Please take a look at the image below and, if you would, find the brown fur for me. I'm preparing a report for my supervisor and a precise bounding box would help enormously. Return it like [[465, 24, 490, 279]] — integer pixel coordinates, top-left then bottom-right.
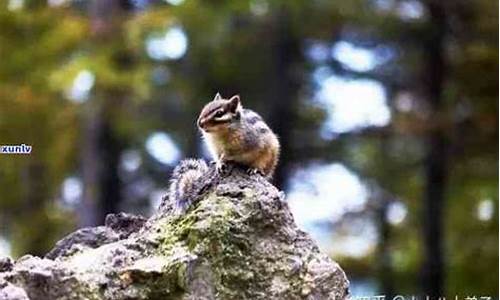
[[198, 94, 280, 178]]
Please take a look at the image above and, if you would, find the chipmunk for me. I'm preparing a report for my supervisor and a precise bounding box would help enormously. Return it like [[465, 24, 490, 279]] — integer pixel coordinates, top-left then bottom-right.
[[197, 93, 280, 178], [167, 93, 280, 213]]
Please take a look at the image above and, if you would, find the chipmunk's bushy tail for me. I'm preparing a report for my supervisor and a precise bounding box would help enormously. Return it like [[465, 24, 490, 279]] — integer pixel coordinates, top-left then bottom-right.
[[169, 159, 209, 213]]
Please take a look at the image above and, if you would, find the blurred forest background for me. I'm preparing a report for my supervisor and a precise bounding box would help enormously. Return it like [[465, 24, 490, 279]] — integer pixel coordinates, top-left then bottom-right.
[[0, 0, 498, 297]]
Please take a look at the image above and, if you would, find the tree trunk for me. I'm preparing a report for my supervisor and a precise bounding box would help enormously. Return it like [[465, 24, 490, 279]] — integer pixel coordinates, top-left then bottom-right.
[[420, 1, 448, 296], [79, 0, 126, 226], [266, 9, 302, 189], [80, 105, 102, 226], [97, 116, 122, 222], [17, 162, 49, 256]]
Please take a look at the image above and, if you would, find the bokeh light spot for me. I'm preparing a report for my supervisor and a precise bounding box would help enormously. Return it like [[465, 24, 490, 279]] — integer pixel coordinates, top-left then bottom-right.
[[62, 176, 83, 206], [250, 0, 269, 16], [164, 0, 184, 6], [8, 0, 23, 11], [316, 75, 391, 135], [477, 199, 494, 222], [0, 237, 11, 257], [387, 201, 407, 225], [145, 132, 181, 165], [66, 70, 95, 103], [120, 150, 142, 173], [287, 163, 367, 226], [146, 26, 188, 61], [332, 41, 378, 72]]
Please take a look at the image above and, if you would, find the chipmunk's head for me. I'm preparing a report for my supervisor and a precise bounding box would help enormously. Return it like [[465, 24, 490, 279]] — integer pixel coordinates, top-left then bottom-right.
[[197, 93, 242, 133]]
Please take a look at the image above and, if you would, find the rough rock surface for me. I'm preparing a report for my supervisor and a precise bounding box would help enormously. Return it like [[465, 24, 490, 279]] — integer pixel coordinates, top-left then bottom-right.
[[0, 165, 350, 300]]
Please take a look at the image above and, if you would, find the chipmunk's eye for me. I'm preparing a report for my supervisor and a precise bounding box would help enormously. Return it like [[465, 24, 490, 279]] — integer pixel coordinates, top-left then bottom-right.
[[214, 110, 225, 118]]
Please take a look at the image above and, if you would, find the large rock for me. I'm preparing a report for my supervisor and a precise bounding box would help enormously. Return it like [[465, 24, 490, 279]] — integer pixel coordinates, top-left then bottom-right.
[[0, 165, 349, 300]]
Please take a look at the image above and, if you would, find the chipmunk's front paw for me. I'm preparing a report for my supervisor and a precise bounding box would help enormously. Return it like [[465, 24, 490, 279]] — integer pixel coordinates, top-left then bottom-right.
[[216, 161, 232, 177], [246, 167, 264, 176]]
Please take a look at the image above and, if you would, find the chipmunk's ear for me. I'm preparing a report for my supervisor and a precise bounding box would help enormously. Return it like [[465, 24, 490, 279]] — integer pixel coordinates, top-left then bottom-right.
[[228, 95, 241, 112], [213, 92, 222, 101]]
